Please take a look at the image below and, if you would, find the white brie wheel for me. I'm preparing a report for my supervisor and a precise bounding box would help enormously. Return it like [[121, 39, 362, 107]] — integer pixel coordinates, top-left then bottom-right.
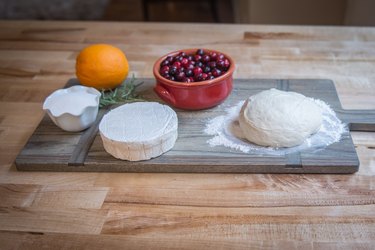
[[99, 102, 178, 161]]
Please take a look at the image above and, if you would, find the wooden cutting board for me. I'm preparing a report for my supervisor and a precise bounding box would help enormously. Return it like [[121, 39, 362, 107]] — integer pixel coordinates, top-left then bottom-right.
[[15, 79, 375, 173]]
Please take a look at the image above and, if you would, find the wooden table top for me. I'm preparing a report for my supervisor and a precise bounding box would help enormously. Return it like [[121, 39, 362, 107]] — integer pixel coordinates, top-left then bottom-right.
[[0, 21, 374, 249]]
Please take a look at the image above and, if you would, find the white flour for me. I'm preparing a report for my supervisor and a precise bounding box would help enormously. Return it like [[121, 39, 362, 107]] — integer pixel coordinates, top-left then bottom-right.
[[204, 99, 347, 155]]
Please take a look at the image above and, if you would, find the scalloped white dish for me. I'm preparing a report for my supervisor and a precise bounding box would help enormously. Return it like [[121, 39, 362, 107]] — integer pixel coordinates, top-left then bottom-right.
[[43, 85, 101, 132]]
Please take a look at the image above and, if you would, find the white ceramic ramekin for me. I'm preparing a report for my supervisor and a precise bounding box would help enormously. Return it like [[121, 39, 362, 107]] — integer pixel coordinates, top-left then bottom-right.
[[43, 85, 101, 132]]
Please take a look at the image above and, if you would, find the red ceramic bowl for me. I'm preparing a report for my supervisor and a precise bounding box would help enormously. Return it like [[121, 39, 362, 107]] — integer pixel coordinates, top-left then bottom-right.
[[153, 48, 235, 110]]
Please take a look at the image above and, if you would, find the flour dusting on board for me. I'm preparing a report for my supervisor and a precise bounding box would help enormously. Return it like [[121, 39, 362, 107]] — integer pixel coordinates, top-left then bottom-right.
[[204, 99, 347, 155]]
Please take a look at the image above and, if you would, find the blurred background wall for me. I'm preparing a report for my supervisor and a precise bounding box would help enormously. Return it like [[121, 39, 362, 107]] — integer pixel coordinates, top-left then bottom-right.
[[233, 0, 375, 26], [0, 0, 374, 26]]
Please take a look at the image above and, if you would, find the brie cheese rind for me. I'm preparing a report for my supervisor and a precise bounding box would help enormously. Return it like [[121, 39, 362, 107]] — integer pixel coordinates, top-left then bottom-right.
[[99, 102, 178, 161]]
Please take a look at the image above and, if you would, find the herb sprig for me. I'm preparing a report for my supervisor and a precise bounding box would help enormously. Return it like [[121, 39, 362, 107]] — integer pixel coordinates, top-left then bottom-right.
[[99, 75, 144, 108]]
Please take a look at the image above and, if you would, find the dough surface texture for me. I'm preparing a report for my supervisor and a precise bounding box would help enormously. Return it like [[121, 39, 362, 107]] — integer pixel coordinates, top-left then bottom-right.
[[239, 88, 322, 147], [99, 102, 178, 161]]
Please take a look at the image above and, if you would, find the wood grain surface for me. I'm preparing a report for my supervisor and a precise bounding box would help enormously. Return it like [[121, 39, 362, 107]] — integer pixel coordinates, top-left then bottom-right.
[[0, 21, 375, 249]]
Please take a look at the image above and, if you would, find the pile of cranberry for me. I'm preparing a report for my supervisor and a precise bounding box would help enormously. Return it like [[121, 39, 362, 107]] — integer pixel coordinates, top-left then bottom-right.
[[159, 49, 231, 83]]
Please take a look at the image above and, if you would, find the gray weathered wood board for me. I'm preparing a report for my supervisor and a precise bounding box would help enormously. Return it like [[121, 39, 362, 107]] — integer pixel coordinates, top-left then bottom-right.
[[15, 79, 375, 173]]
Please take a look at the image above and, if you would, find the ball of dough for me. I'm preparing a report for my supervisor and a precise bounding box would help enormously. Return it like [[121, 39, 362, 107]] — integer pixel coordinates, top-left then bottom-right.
[[239, 88, 322, 147]]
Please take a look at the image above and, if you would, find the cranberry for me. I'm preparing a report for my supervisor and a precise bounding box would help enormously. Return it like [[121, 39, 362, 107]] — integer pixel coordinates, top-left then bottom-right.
[[193, 66, 203, 76], [178, 51, 187, 57], [187, 55, 194, 61], [188, 77, 195, 82], [160, 65, 170, 72], [189, 60, 196, 66], [212, 68, 222, 77], [173, 61, 181, 69], [166, 56, 173, 62], [202, 73, 208, 80], [208, 75, 215, 80], [202, 55, 210, 63], [185, 64, 194, 70], [195, 73, 203, 81], [181, 58, 189, 66], [203, 66, 211, 73], [196, 61, 203, 68], [196, 49, 204, 56], [160, 68, 169, 76], [194, 55, 202, 62], [185, 69, 193, 77], [169, 66, 178, 75], [183, 77, 192, 83], [208, 61, 216, 68], [209, 52, 217, 60], [176, 71, 185, 81], [161, 59, 170, 66], [216, 60, 225, 69], [217, 54, 225, 60], [177, 67, 185, 73], [224, 59, 230, 68]]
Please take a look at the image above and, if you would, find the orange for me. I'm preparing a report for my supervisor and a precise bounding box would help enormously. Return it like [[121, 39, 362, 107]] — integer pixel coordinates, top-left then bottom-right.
[[75, 44, 129, 90]]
